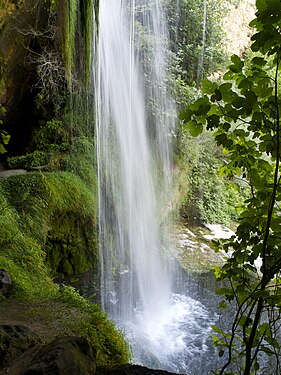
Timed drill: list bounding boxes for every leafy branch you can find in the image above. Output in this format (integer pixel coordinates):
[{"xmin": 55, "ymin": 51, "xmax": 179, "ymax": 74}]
[{"xmin": 180, "ymin": 1, "xmax": 281, "ymax": 373}]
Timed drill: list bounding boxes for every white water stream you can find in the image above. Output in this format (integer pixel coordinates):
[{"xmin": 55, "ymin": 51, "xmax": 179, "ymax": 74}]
[{"xmin": 95, "ymin": 1, "xmax": 219, "ymax": 373}]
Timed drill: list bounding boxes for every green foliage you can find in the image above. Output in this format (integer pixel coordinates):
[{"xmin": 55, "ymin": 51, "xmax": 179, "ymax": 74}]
[
  {"xmin": 62, "ymin": 0, "xmax": 95, "ymax": 87},
  {"xmin": 7, "ymin": 151, "xmax": 48, "ymax": 169},
  {"xmin": 176, "ymin": 131, "xmax": 245, "ymax": 226},
  {"xmin": 61, "ymin": 136, "xmax": 96, "ymax": 186},
  {"xmin": 180, "ymin": 1, "xmax": 281, "ymax": 373},
  {"xmin": 164, "ymin": 0, "xmax": 229, "ymax": 86},
  {"xmin": 81, "ymin": 0, "xmax": 94, "ymax": 86},
  {"xmin": 0, "ymin": 169, "xmax": 122, "ymax": 365},
  {"xmin": 58, "ymin": 285, "xmax": 131, "ymax": 367},
  {"xmin": 64, "ymin": 0, "xmax": 78, "ymax": 85},
  {"xmin": 0, "ymin": 180, "xmax": 56, "ymax": 298},
  {"xmin": 33, "ymin": 119, "xmax": 69, "ymax": 150},
  {"xmin": 0, "ymin": 171, "xmax": 97, "ymax": 297}
]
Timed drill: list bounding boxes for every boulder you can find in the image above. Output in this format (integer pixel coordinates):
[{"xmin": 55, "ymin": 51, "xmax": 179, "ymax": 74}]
[
  {"xmin": 0, "ymin": 325, "xmax": 41, "ymax": 369},
  {"xmin": 24, "ymin": 336, "xmax": 96, "ymax": 375},
  {"xmin": 0, "ymin": 269, "xmax": 12, "ymax": 296}
]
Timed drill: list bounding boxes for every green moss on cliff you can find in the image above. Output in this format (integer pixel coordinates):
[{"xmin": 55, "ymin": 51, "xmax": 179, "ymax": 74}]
[
  {"xmin": 45, "ymin": 211, "xmax": 97, "ymax": 275},
  {"xmin": 81, "ymin": 0, "xmax": 94, "ymax": 86},
  {"xmin": 0, "ymin": 169, "xmax": 97, "ymax": 296},
  {"xmin": 0, "ymin": 167, "xmax": 131, "ymax": 366},
  {"xmin": 63, "ymin": 0, "xmax": 78, "ymax": 85}
]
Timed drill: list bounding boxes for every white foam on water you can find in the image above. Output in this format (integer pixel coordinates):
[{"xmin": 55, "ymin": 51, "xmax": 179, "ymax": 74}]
[{"xmin": 125, "ymin": 293, "xmax": 217, "ymax": 373}]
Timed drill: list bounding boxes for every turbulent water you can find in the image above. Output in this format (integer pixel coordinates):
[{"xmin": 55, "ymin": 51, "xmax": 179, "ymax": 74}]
[{"xmin": 95, "ymin": 1, "xmax": 220, "ymax": 373}]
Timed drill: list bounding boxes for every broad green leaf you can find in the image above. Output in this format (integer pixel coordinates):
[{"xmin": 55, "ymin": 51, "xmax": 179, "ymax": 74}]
[
  {"xmin": 223, "ymin": 70, "xmax": 235, "ymax": 80},
  {"xmin": 232, "ymin": 96, "xmax": 245, "ymax": 109},
  {"xmin": 252, "ymin": 111, "xmax": 263, "ymax": 124},
  {"xmin": 219, "ymin": 301, "xmax": 227, "ymax": 310},
  {"xmin": 261, "ymin": 345, "xmax": 275, "ymax": 356},
  {"xmin": 187, "ymin": 120, "xmax": 203, "ymax": 137},
  {"xmin": 211, "ymin": 325, "xmax": 224, "ymax": 335},
  {"xmin": 206, "ymin": 114, "xmax": 220, "ymax": 129},
  {"xmin": 229, "ymin": 54, "xmax": 244, "ymax": 73},
  {"xmin": 238, "ymin": 78, "xmax": 251, "ymax": 91},
  {"xmin": 252, "ymin": 56, "xmax": 267, "ymax": 66},
  {"xmin": 219, "ymin": 83, "xmax": 232, "ymax": 101},
  {"xmin": 221, "ymin": 90, "xmax": 238, "ymax": 103},
  {"xmin": 245, "ymin": 90, "xmax": 257, "ymax": 105},
  {"xmin": 202, "ymin": 79, "xmax": 217, "ymax": 94},
  {"xmin": 179, "ymin": 109, "xmax": 192, "ymax": 122},
  {"xmin": 222, "ymin": 122, "xmax": 231, "ymax": 131},
  {"xmin": 189, "ymin": 96, "xmax": 209, "ymax": 112},
  {"xmin": 207, "ymin": 104, "xmax": 222, "ymax": 116},
  {"xmin": 252, "ymin": 290, "xmax": 271, "ymax": 299}
]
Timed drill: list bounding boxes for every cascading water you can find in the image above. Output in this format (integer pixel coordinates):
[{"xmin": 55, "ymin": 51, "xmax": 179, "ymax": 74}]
[
  {"xmin": 96, "ymin": 0, "xmax": 173, "ymax": 323},
  {"xmin": 95, "ymin": 1, "xmax": 220, "ymax": 373},
  {"xmin": 197, "ymin": 0, "xmax": 207, "ymax": 84}
]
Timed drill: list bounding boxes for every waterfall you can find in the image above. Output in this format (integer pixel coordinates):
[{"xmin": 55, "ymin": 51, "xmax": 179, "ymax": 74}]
[
  {"xmin": 95, "ymin": 1, "xmax": 219, "ymax": 373},
  {"xmin": 197, "ymin": 0, "xmax": 207, "ymax": 84},
  {"xmin": 96, "ymin": 0, "xmax": 174, "ymax": 324}
]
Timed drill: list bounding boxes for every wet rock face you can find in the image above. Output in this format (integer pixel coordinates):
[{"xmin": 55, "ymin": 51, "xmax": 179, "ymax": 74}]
[{"xmin": 0, "ymin": 269, "xmax": 12, "ymax": 296}]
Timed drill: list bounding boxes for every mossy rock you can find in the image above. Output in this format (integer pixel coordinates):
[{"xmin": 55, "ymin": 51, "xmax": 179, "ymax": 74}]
[
  {"xmin": 24, "ymin": 336, "xmax": 96, "ymax": 375},
  {"xmin": 0, "ymin": 325, "xmax": 41, "ymax": 368},
  {"xmin": 0, "ymin": 170, "xmax": 98, "ymax": 298},
  {"xmin": 45, "ymin": 211, "xmax": 98, "ymax": 276}
]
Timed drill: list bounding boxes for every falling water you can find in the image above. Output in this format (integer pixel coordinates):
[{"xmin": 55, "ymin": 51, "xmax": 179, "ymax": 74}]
[
  {"xmin": 96, "ymin": 0, "xmax": 174, "ymax": 322},
  {"xmin": 197, "ymin": 0, "xmax": 207, "ymax": 84},
  {"xmin": 95, "ymin": 1, "xmax": 220, "ymax": 373}
]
